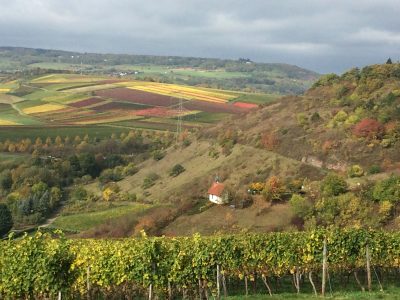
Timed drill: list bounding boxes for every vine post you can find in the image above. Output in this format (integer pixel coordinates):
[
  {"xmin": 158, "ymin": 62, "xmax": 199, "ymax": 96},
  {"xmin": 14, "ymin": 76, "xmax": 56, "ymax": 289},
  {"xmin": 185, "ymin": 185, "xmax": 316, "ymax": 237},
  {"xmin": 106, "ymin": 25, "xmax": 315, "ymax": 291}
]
[
  {"xmin": 366, "ymin": 244, "xmax": 372, "ymax": 292},
  {"xmin": 322, "ymin": 238, "xmax": 327, "ymax": 297},
  {"xmin": 216, "ymin": 264, "xmax": 221, "ymax": 300},
  {"xmin": 86, "ymin": 265, "xmax": 91, "ymax": 300}
]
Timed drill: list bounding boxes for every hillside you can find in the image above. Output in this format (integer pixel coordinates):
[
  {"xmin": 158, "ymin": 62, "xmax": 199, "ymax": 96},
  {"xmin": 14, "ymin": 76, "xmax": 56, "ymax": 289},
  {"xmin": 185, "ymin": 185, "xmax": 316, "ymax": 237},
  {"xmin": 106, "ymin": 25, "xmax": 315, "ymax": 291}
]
[
  {"xmin": 2, "ymin": 63, "xmax": 400, "ymax": 238},
  {"xmin": 74, "ymin": 63, "xmax": 400, "ymax": 237},
  {"xmin": 0, "ymin": 46, "xmax": 319, "ymax": 94}
]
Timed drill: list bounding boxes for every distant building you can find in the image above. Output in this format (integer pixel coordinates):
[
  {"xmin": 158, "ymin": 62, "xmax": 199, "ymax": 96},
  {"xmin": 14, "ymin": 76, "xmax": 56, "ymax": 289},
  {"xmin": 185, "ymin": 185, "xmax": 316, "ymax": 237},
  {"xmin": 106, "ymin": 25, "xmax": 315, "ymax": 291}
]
[{"xmin": 207, "ymin": 182, "xmax": 225, "ymax": 204}]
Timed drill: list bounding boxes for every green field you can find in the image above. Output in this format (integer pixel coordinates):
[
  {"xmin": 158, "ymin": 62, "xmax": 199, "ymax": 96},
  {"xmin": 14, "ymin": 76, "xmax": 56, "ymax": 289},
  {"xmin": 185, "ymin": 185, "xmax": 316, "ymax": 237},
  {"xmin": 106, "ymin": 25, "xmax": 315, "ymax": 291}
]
[{"xmin": 51, "ymin": 203, "xmax": 151, "ymax": 232}]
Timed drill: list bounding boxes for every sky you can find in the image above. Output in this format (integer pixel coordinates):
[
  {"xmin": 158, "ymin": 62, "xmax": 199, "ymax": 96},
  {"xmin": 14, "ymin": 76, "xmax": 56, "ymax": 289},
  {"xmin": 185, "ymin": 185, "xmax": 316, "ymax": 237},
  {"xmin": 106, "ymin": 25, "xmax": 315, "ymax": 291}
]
[{"xmin": 0, "ymin": 0, "xmax": 399, "ymax": 73}]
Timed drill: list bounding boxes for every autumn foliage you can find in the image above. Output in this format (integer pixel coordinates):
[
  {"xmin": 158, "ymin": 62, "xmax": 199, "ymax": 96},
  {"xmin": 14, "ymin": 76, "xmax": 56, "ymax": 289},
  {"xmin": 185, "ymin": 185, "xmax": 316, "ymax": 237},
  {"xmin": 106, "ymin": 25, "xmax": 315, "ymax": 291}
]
[
  {"xmin": 352, "ymin": 118, "xmax": 384, "ymax": 139},
  {"xmin": 261, "ymin": 132, "xmax": 279, "ymax": 150}
]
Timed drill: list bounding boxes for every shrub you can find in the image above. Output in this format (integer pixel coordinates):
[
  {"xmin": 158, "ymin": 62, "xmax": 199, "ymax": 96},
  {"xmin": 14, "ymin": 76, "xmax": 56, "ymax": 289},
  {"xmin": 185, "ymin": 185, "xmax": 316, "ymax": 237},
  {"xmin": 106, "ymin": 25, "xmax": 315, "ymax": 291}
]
[
  {"xmin": 0, "ymin": 204, "xmax": 13, "ymax": 236},
  {"xmin": 353, "ymin": 118, "xmax": 384, "ymax": 139},
  {"xmin": 372, "ymin": 176, "xmax": 400, "ymax": 203},
  {"xmin": 289, "ymin": 194, "xmax": 312, "ymax": 218},
  {"xmin": 122, "ymin": 163, "xmax": 138, "ymax": 176},
  {"xmin": 348, "ymin": 165, "xmax": 364, "ymax": 178},
  {"xmin": 368, "ymin": 165, "xmax": 381, "ymax": 174},
  {"xmin": 169, "ymin": 164, "xmax": 185, "ymax": 177},
  {"xmin": 152, "ymin": 150, "xmax": 165, "ymax": 161},
  {"xmin": 70, "ymin": 186, "xmax": 88, "ymax": 201},
  {"xmin": 296, "ymin": 113, "xmax": 308, "ymax": 126},
  {"xmin": 262, "ymin": 176, "xmax": 285, "ymax": 201},
  {"xmin": 320, "ymin": 173, "xmax": 348, "ymax": 196},
  {"xmin": 310, "ymin": 112, "xmax": 321, "ymax": 123},
  {"xmin": 260, "ymin": 132, "xmax": 279, "ymax": 150},
  {"xmin": 142, "ymin": 173, "xmax": 160, "ymax": 189}
]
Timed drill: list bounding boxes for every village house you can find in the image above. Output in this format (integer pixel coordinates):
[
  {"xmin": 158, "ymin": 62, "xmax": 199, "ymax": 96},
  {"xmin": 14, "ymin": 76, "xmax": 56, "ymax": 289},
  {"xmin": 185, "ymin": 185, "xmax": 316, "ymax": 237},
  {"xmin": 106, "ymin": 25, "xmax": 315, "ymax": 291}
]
[{"xmin": 207, "ymin": 181, "xmax": 225, "ymax": 204}]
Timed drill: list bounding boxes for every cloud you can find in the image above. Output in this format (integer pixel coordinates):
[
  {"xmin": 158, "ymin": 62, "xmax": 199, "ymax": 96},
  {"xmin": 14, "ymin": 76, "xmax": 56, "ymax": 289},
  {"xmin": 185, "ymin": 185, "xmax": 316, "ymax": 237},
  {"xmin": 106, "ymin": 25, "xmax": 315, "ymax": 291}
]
[{"xmin": 0, "ymin": 0, "xmax": 399, "ymax": 73}]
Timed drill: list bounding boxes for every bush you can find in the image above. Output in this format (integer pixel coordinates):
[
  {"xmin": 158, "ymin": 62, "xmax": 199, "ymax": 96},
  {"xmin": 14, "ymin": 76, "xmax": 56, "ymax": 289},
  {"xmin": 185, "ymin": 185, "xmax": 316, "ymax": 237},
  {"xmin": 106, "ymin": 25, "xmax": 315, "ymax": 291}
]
[
  {"xmin": 348, "ymin": 165, "xmax": 364, "ymax": 178},
  {"xmin": 0, "ymin": 204, "xmax": 13, "ymax": 236},
  {"xmin": 262, "ymin": 176, "xmax": 285, "ymax": 201},
  {"xmin": 152, "ymin": 150, "xmax": 165, "ymax": 161},
  {"xmin": 70, "ymin": 186, "xmax": 88, "ymax": 201},
  {"xmin": 123, "ymin": 163, "xmax": 138, "ymax": 176},
  {"xmin": 142, "ymin": 173, "xmax": 160, "ymax": 189},
  {"xmin": 289, "ymin": 194, "xmax": 312, "ymax": 218},
  {"xmin": 169, "ymin": 164, "xmax": 185, "ymax": 177},
  {"xmin": 353, "ymin": 118, "xmax": 384, "ymax": 139},
  {"xmin": 320, "ymin": 173, "xmax": 348, "ymax": 196},
  {"xmin": 368, "ymin": 165, "xmax": 381, "ymax": 174},
  {"xmin": 310, "ymin": 112, "xmax": 321, "ymax": 123},
  {"xmin": 372, "ymin": 176, "xmax": 400, "ymax": 203}
]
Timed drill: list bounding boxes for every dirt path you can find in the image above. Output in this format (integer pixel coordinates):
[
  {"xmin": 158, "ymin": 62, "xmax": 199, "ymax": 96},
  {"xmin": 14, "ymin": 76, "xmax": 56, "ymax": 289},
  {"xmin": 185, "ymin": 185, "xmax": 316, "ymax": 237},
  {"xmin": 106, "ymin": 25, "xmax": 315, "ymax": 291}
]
[{"xmin": 10, "ymin": 103, "xmax": 26, "ymax": 116}]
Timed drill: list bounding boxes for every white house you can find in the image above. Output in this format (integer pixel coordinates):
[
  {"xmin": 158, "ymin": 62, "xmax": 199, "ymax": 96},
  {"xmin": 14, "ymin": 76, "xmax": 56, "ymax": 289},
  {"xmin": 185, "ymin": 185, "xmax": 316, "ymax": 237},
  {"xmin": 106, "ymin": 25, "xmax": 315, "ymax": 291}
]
[{"xmin": 207, "ymin": 182, "xmax": 225, "ymax": 204}]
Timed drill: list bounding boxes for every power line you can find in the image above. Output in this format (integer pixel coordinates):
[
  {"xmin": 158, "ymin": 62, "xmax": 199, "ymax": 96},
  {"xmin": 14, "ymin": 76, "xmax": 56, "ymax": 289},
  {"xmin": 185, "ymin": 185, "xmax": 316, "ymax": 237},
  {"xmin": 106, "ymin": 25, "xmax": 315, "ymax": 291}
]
[{"xmin": 175, "ymin": 97, "xmax": 183, "ymax": 143}]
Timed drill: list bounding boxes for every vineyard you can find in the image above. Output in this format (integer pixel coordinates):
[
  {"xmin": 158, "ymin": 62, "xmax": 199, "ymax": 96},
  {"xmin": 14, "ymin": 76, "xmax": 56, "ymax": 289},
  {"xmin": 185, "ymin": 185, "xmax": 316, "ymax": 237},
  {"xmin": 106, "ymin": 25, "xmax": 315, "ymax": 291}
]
[{"xmin": 1, "ymin": 229, "xmax": 400, "ymax": 299}]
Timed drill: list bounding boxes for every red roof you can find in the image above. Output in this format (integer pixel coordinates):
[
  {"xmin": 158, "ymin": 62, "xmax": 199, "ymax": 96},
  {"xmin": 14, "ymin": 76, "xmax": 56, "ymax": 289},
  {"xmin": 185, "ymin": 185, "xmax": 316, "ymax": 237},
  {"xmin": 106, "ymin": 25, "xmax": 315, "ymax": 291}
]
[{"xmin": 207, "ymin": 182, "xmax": 225, "ymax": 197}]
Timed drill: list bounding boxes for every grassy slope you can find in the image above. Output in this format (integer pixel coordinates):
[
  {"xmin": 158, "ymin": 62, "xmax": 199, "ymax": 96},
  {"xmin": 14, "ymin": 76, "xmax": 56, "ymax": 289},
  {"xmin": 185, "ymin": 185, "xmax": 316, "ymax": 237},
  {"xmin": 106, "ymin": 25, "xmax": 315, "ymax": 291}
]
[
  {"xmin": 85, "ymin": 140, "xmax": 322, "ymax": 235},
  {"xmin": 51, "ymin": 203, "xmax": 151, "ymax": 232}
]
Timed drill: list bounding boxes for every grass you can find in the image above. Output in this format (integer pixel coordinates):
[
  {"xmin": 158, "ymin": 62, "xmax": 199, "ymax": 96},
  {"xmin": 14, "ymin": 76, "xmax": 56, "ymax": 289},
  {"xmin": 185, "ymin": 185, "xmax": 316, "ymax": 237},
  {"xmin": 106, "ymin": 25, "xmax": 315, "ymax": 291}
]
[
  {"xmin": 0, "ymin": 152, "xmax": 30, "ymax": 163},
  {"xmin": 51, "ymin": 203, "xmax": 151, "ymax": 232},
  {"xmin": 227, "ymin": 288, "xmax": 400, "ymax": 299}
]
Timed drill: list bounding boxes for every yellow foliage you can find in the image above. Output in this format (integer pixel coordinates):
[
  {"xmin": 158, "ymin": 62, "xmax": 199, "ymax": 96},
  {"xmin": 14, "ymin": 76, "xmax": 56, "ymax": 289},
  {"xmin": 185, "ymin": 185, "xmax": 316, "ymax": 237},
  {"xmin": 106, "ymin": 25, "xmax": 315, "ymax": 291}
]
[
  {"xmin": 23, "ymin": 103, "xmax": 65, "ymax": 114},
  {"xmin": 102, "ymin": 188, "xmax": 115, "ymax": 202},
  {"xmin": 0, "ymin": 88, "xmax": 10, "ymax": 92}
]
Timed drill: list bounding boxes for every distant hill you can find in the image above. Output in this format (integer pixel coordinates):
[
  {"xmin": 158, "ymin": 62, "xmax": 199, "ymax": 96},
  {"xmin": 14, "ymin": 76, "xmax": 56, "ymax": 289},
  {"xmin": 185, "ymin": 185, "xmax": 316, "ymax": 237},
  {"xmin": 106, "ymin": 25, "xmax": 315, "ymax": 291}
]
[{"xmin": 0, "ymin": 46, "xmax": 319, "ymax": 94}]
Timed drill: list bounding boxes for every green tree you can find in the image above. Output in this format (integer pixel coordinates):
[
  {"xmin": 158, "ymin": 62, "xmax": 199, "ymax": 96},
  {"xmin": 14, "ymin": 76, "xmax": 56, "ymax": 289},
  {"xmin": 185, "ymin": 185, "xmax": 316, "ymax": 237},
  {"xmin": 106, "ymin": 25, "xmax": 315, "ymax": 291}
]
[
  {"xmin": 0, "ymin": 170, "xmax": 13, "ymax": 191},
  {"xmin": 320, "ymin": 173, "xmax": 348, "ymax": 196},
  {"xmin": 0, "ymin": 203, "xmax": 13, "ymax": 236},
  {"xmin": 289, "ymin": 194, "xmax": 312, "ymax": 218},
  {"xmin": 372, "ymin": 176, "xmax": 400, "ymax": 203},
  {"xmin": 79, "ymin": 153, "xmax": 99, "ymax": 177},
  {"xmin": 386, "ymin": 58, "xmax": 393, "ymax": 64}
]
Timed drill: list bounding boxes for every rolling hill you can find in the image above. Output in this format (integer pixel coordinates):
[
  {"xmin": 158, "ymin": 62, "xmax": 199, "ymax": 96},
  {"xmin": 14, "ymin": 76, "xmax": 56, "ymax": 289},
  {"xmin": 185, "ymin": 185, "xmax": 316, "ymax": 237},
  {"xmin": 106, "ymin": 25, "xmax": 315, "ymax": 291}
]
[{"xmin": 0, "ymin": 46, "xmax": 319, "ymax": 94}]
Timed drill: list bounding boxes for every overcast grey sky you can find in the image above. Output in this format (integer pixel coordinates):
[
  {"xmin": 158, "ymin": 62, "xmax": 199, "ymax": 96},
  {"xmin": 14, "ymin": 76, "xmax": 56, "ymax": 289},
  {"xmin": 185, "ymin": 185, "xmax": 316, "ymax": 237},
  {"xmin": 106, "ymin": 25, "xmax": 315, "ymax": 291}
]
[{"xmin": 0, "ymin": 0, "xmax": 399, "ymax": 73}]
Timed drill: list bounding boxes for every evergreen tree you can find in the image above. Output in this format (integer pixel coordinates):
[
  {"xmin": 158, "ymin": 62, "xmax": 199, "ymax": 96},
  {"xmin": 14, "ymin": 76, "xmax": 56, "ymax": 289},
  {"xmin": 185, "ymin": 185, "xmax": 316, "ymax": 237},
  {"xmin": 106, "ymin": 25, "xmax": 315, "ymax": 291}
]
[
  {"xmin": 0, "ymin": 203, "xmax": 13, "ymax": 236},
  {"xmin": 386, "ymin": 58, "xmax": 393, "ymax": 64}
]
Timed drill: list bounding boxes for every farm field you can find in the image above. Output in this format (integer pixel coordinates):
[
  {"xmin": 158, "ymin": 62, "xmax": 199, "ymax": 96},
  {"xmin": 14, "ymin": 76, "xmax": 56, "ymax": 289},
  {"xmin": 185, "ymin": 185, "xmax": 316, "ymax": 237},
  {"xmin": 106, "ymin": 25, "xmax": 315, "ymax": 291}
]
[{"xmin": 0, "ymin": 73, "xmax": 275, "ymax": 131}]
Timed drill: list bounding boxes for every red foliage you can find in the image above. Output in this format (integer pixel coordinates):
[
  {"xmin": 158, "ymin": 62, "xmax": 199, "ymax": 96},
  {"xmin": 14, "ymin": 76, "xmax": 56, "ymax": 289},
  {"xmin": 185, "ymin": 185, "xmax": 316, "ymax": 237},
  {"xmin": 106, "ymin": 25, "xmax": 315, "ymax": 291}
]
[
  {"xmin": 352, "ymin": 118, "xmax": 384, "ymax": 139},
  {"xmin": 261, "ymin": 132, "xmax": 279, "ymax": 150}
]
